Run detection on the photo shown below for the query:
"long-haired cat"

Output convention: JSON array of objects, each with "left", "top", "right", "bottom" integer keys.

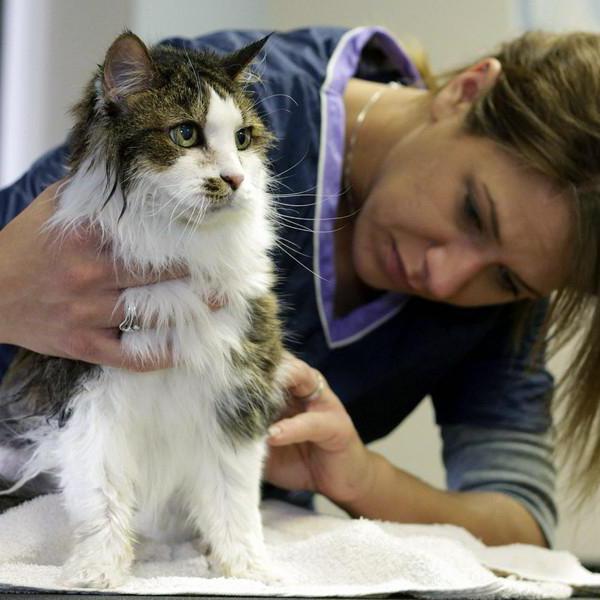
[{"left": 0, "top": 31, "right": 286, "bottom": 588}]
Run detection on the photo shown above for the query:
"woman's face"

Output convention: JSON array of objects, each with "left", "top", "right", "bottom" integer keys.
[{"left": 352, "top": 112, "right": 572, "bottom": 307}]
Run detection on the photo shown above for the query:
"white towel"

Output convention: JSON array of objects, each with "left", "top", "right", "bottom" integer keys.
[{"left": 0, "top": 493, "right": 595, "bottom": 598}]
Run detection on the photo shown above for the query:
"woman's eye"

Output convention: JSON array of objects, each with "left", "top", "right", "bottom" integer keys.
[
  {"left": 169, "top": 123, "right": 201, "bottom": 147},
  {"left": 498, "top": 266, "right": 520, "bottom": 297},
  {"left": 464, "top": 188, "right": 483, "bottom": 231},
  {"left": 235, "top": 126, "right": 253, "bottom": 150}
]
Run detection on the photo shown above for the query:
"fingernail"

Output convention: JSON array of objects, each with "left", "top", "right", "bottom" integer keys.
[{"left": 268, "top": 425, "right": 282, "bottom": 437}]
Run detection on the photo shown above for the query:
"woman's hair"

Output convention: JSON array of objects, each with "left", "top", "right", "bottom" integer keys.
[{"left": 433, "top": 31, "right": 600, "bottom": 500}]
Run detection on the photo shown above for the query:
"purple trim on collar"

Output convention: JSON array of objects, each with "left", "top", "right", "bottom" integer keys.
[{"left": 316, "top": 27, "right": 420, "bottom": 347}]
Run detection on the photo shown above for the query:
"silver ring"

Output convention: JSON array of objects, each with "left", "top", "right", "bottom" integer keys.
[
  {"left": 297, "top": 373, "right": 324, "bottom": 402},
  {"left": 119, "top": 302, "right": 141, "bottom": 333}
]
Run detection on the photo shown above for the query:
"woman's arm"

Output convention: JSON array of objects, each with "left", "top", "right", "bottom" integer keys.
[
  {"left": 337, "top": 449, "right": 545, "bottom": 546},
  {"left": 266, "top": 355, "right": 546, "bottom": 547},
  {"left": 429, "top": 300, "right": 556, "bottom": 546}
]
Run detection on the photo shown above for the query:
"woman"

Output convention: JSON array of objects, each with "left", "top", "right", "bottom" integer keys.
[{"left": 0, "top": 27, "right": 593, "bottom": 548}]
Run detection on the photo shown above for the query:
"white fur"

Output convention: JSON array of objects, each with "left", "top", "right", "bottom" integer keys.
[
  {"left": 17, "top": 88, "right": 285, "bottom": 587},
  {"left": 0, "top": 446, "right": 27, "bottom": 482}
]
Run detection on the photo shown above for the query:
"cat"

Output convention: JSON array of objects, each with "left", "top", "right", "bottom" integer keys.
[{"left": 0, "top": 31, "right": 287, "bottom": 588}]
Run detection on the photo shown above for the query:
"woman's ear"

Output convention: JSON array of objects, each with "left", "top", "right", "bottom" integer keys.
[{"left": 431, "top": 58, "right": 502, "bottom": 121}]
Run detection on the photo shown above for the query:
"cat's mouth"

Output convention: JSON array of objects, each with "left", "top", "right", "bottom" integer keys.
[
  {"left": 174, "top": 193, "right": 237, "bottom": 227},
  {"left": 203, "top": 192, "right": 245, "bottom": 214},
  {"left": 205, "top": 193, "right": 235, "bottom": 211}
]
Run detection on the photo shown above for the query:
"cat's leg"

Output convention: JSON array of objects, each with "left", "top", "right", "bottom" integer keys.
[
  {"left": 57, "top": 387, "right": 137, "bottom": 589},
  {"left": 188, "top": 437, "right": 275, "bottom": 582},
  {"left": 60, "top": 479, "right": 136, "bottom": 589}
]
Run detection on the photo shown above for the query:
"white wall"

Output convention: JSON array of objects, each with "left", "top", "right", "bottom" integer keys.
[
  {"left": 0, "top": 0, "right": 134, "bottom": 186},
  {"left": 0, "top": 0, "right": 270, "bottom": 186},
  {"left": 1, "top": 0, "right": 518, "bottom": 186},
  {"left": 1, "top": 0, "right": 599, "bottom": 563},
  {"left": 268, "top": 0, "right": 520, "bottom": 71},
  {"left": 132, "top": 0, "right": 269, "bottom": 45}
]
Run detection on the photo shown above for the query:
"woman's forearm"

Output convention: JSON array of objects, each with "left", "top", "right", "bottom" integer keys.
[{"left": 335, "top": 450, "right": 546, "bottom": 547}]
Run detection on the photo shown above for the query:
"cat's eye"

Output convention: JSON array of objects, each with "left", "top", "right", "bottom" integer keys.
[
  {"left": 169, "top": 123, "right": 201, "bottom": 148},
  {"left": 235, "top": 127, "right": 253, "bottom": 151}
]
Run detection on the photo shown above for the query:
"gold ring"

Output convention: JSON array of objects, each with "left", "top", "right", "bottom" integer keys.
[{"left": 297, "top": 372, "right": 324, "bottom": 402}]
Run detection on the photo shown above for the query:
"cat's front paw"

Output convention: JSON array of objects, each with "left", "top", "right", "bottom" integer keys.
[
  {"left": 192, "top": 534, "right": 211, "bottom": 557},
  {"left": 60, "top": 559, "right": 128, "bottom": 589},
  {"left": 209, "top": 549, "right": 280, "bottom": 584}
]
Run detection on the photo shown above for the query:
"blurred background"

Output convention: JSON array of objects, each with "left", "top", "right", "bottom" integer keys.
[{"left": 2, "top": 0, "right": 600, "bottom": 565}]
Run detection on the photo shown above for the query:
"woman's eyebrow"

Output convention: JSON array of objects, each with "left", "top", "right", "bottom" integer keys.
[{"left": 482, "top": 183, "right": 544, "bottom": 299}]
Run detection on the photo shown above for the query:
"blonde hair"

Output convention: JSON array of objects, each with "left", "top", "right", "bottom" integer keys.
[{"left": 416, "top": 31, "right": 600, "bottom": 500}]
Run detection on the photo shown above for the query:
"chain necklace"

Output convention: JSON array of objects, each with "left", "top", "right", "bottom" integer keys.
[{"left": 343, "top": 81, "right": 400, "bottom": 213}]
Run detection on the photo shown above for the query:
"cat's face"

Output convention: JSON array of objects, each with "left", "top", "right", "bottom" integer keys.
[
  {"left": 151, "top": 86, "right": 267, "bottom": 223},
  {"left": 73, "top": 32, "right": 272, "bottom": 227}
]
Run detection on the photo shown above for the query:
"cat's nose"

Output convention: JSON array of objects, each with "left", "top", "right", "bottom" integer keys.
[{"left": 221, "top": 173, "right": 244, "bottom": 191}]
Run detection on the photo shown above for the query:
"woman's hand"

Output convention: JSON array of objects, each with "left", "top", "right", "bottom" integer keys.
[
  {"left": 265, "top": 354, "right": 376, "bottom": 505},
  {"left": 266, "top": 356, "right": 547, "bottom": 546},
  {"left": 0, "top": 181, "right": 190, "bottom": 370}
]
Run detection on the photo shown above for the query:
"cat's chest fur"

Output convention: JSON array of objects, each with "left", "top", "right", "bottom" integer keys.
[{"left": 60, "top": 365, "right": 256, "bottom": 536}]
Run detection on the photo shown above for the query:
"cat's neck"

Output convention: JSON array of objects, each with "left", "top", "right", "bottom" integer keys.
[{"left": 51, "top": 156, "right": 275, "bottom": 299}]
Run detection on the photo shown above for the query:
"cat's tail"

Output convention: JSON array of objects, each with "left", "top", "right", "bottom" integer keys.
[{"left": 0, "top": 429, "right": 58, "bottom": 497}]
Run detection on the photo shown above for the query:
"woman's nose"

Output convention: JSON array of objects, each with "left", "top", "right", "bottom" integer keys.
[{"left": 425, "top": 242, "right": 488, "bottom": 300}]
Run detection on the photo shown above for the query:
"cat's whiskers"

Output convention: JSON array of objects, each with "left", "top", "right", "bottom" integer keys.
[
  {"left": 249, "top": 177, "right": 318, "bottom": 202},
  {"left": 144, "top": 183, "right": 193, "bottom": 222},
  {"left": 248, "top": 93, "right": 299, "bottom": 111},
  {"left": 272, "top": 215, "right": 314, "bottom": 234},
  {"left": 246, "top": 179, "right": 359, "bottom": 229},
  {"left": 271, "top": 186, "right": 353, "bottom": 199},
  {"left": 265, "top": 148, "right": 309, "bottom": 182},
  {"left": 246, "top": 94, "right": 297, "bottom": 117},
  {"left": 272, "top": 211, "right": 354, "bottom": 235},
  {"left": 276, "top": 210, "right": 358, "bottom": 223},
  {"left": 169, "top": 188, "right": 211, "bottom": 246},
  {"left": 273, "top": 239, "right": 328, "bottom": 282},
  {"left": 143, "top": 191, "right": 184, "bottom": 220},
  {"left": 275, "top": 237, "right": 311, "bottom": 258},
  {"left": 273, "top": 199, "right": 318, "bottom": 207},
  {"left": 176, "top": 194, "right": 207, "bottom": 227},
  {"left": 134, "top": 182, "right": 211, "bottom": 249},
  {"left": 167, "top": 192, "right": 192, "bottom": 221},
  {"left": 180, "top": 201, "right": 207, "bottom": 244}
]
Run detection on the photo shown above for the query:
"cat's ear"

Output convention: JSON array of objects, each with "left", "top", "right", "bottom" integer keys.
[
  {"left": 222, "top": 34, "right": 271, "bottom": 82},
  {"left": 102, "top": 31, "right": 155, "bottom": 103}
]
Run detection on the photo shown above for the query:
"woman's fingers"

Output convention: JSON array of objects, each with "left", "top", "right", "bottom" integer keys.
[
  {"left": 269, "top": 396, "right": 353, "bottom": 452},
  {"left": 268, "top": 411, "right": 339, "bottom": 446},
  {"left": 63, "top": 293, "right": 124, "bottom": 328},
  {"left": 82, "top": 329, "right": 173, "bottom": 371},
  {"left": 110, "top": 262, "right": 190, "bottom": 289},
  {"left": 283, "top": 354, "right": 329, "bottom": 401},
  {"left": 53, "top": 294, "right": 150, "bottom": 330}
]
